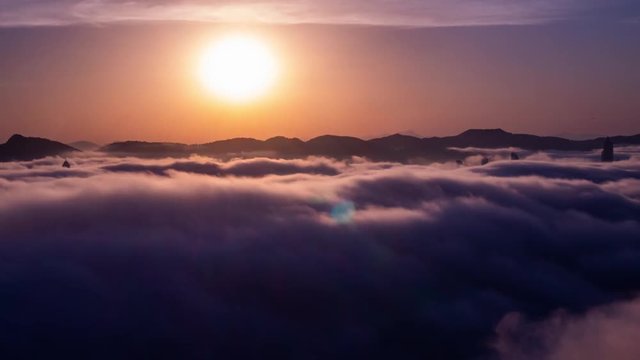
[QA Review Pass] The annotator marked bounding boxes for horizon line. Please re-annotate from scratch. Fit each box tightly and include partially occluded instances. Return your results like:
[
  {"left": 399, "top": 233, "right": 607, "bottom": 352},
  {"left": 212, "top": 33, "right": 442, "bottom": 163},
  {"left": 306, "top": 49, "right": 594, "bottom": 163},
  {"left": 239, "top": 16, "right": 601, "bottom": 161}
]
[{"left": 5, "top": 128, "right": 640, "bottom": 147}]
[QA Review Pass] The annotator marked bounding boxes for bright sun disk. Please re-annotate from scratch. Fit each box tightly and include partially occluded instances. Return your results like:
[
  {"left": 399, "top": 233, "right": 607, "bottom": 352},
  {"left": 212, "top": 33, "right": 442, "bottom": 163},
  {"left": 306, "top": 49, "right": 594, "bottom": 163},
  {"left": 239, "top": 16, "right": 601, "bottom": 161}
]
[{"left": 199, "top": 34, "right": 279, "bottom": 103}]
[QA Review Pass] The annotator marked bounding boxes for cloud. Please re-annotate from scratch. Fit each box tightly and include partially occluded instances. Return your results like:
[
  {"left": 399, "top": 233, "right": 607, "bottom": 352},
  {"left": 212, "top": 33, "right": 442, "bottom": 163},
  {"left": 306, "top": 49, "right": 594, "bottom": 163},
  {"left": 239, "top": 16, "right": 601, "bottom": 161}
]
[
  {"left": 495, "top": 296, "right": 640, "bottom": 360},
  {"left": 0, "top": 151, "right": 639, "bottom": 358},
  {"left": 1, "top": 0, "right": 640, "bottom": 27},
  {"left": 101, "top": 157, "right": 340, "bottom": 177},
  {"left": 474, "top": 160, "right": 640, "bottom": 183}
]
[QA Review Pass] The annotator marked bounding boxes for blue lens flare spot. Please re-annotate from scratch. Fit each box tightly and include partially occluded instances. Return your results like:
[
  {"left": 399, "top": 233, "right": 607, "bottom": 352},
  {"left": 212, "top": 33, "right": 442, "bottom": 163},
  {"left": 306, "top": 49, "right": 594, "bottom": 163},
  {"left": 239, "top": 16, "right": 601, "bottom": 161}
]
[{"left": 331, "top": 201, "right": 356, "bottom": 224}]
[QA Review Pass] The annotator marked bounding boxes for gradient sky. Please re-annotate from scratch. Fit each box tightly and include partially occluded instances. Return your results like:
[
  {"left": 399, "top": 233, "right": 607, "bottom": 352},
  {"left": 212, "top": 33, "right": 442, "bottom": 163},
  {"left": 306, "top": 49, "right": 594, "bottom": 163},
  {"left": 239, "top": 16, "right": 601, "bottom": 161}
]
[{"left": 1, "top": 0, "right": 639, "bottom": 143}]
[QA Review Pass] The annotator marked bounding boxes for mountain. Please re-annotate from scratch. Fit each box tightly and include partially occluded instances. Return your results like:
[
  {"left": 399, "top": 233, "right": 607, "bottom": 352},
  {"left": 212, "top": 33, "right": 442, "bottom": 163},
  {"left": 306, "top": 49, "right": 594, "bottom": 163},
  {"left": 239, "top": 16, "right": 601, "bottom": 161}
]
[
  {"left": 306, "top": 135, "right": 370, "bottom": 158},
  {"left": 425, "top": 129, "right": 640, "bottom": 152},
  {"left": 5, "top": 129, "right": 639, "bottom": 163},
  {"left": 426, "top": 129, "right": 578, "bottom": 150},
  {"left": 0, "top": 134, "right": 78, "bottom": 162},
  {"left": 101, "top": 129, "right": 640, "bottom": 161},
  {"left": 263, "top": 136, "right": 306, "bottom": 154},
  {"left": 365, "top": 129, "right": 424, "bottom": 140},
  {"left": 68, "top": 141, "right": 101, "bottom": 151},
  {"left": 199, "top": 138, "right": 266, "bottom": 154},
  {"left": 101, "top": 141, "right": 190, "bottom": 158}
]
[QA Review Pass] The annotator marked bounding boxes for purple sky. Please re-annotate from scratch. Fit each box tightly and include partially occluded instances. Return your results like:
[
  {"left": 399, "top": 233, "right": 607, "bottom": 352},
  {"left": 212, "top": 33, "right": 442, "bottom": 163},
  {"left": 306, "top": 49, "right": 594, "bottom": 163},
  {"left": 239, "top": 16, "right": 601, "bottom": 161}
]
[
  {"left": 2, "top": 0, "right": 640, "bottom": 27},
  {"left": 0, "top": 1, "right": 639, "bottom": 142}
]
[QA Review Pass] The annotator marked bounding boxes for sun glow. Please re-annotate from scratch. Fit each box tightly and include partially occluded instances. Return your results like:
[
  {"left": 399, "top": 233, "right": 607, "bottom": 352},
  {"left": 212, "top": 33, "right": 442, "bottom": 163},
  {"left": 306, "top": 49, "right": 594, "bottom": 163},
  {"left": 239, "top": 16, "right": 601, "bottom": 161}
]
[{"left": 199, "top": 34, "right": 279, "bottom": 103}]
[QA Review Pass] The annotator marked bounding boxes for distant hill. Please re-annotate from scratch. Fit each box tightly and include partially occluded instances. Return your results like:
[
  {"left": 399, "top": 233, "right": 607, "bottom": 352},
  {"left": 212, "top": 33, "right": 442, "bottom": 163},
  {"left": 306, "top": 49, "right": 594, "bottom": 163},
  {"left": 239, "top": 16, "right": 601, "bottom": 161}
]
[
  {"left": 101, "top": 129, "right": 640, "bottom": 162},
  {"left": 427, "top": 129, "right": 602, "bottom": 151},
  {"left": 69, "top": 141, "right": 100, "bottom": 151},
  {"left": 4, "top": 129, "right": 639, "bottom": 163},
  {"left": 101, "top": 141, "right": 189, "bottom": 158},
  {"left": 0, "top": 134, "right": 78, "bottom": 162}
]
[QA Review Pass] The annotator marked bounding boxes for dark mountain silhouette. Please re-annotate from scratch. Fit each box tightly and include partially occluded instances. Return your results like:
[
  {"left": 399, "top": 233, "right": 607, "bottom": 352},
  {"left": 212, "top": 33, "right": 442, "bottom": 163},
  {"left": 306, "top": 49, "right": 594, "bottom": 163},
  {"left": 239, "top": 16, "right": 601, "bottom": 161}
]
[
  {"left": 101, "top": 141, "right": 189, "bottom": 158},
  {"left": 368, "top": 133, "right": 458, "bottom": 162},
  {"left": 4, "top": 129, "right": 640, "bottom": 163},
  {"left": 263, "top": 136, "right": 306, "bottom": 154},
  {"left": 68, "top": 141, "right": 100, "bottom": 151},
  {"left": 199, "top": 137, "right": 265, "bottom": 154},
  {"left": 365, "top": 129, "right": 424, "bottom": 140},
  {"left": 0, "top": 134, "right": 78, "bottom": 162},
  {"left": 306, "top": 135, "right": 370, "bottom": 158},
  {"left": 427, "top": 129, "right": 585, "bottom": 150},
  {"left": 100, "top": 129, "right": 640, "bottom": 162},
  {"left": 601, "top": 137, "right": 614, "bottom": 162}
]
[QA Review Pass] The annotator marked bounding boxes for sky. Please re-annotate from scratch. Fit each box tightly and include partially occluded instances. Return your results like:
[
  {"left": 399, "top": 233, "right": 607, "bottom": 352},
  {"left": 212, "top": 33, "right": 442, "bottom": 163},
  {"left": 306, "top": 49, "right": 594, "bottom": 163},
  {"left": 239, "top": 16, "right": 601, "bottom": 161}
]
[{"left": 0, "top": 0, "right": 639, "bottom": 143}]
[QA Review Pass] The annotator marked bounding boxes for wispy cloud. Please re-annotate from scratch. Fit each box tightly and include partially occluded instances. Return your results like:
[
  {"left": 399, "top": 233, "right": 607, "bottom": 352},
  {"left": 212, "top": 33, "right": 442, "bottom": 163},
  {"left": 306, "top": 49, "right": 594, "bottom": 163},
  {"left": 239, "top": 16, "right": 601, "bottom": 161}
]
[{"left": 1, "top": 0, "right": 639, "bottom": 27}]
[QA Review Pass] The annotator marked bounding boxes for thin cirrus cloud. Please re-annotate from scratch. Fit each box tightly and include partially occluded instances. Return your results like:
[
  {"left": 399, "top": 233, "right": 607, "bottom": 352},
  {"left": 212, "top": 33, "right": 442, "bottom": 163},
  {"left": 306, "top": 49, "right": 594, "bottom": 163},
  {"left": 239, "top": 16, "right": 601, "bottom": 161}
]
[
  {"left": 1, "top": 0, "right": 640, "bottom": 27},
  {"left": 1, "top": 150, "right": 640, "bottom": 358}
]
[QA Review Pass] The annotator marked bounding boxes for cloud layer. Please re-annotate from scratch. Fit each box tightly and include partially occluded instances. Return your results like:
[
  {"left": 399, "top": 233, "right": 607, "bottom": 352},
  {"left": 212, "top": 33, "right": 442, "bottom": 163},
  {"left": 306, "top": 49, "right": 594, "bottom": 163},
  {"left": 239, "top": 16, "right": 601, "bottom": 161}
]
[
  {"left": 1, "top": 0, "right": 640, "bottom": 27},
  {"left": 496, "top": 297, "right": 640, "bottom": 360},
  {"left": 1, "top": 151, "right": 640, "bottom": 358}
]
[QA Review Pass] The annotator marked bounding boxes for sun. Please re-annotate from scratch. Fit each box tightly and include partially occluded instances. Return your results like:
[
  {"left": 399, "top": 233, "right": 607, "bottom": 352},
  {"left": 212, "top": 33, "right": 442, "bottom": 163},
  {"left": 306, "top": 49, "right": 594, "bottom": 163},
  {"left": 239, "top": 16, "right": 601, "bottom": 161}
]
[{"left": 199, "top": 34, "right": 279, "bottom": 103}]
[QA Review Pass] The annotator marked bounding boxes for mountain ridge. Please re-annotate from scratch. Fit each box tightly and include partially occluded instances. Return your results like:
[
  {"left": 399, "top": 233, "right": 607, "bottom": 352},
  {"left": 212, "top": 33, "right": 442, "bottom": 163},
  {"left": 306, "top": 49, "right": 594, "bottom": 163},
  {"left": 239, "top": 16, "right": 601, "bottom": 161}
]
[
  {"left": 0, "top": 134, "right": 78, "bottom": 162},
  {"left": 3, "top": 129, "right": 640, "bottom": 162},
  {"left": 98, "top": 128, "right": 640, "bottom": 162}
]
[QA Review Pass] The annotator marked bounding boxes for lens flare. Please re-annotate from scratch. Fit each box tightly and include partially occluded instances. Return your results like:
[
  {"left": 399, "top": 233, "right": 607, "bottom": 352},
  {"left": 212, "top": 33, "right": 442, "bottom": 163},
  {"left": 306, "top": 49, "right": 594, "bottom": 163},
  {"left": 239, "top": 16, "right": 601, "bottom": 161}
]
[{"left": 331, "top": 201, "right": 356, "bottom": 224}]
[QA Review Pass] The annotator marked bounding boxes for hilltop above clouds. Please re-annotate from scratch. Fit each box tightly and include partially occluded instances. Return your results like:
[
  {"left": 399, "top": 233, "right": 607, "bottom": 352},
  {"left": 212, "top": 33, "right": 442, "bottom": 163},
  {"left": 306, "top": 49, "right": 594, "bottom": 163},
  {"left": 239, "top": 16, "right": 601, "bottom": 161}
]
[{"left": 3, "top": 129, "right": 639, "bottom": 163}]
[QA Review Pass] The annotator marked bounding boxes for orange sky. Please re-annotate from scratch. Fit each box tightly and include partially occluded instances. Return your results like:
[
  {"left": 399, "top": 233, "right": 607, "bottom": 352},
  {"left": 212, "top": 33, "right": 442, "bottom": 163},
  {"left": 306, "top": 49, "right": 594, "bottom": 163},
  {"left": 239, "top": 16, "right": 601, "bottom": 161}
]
[{"left": 1, "top": 22, "right": 639, "bottom": 143}]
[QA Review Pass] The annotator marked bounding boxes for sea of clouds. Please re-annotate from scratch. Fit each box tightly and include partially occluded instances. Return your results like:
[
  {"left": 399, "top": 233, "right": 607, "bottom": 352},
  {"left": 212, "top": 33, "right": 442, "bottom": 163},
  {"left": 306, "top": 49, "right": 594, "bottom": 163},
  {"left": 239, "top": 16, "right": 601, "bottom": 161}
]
[{"left": 1, "top": 148, "right": 639, "bottom": 359}]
